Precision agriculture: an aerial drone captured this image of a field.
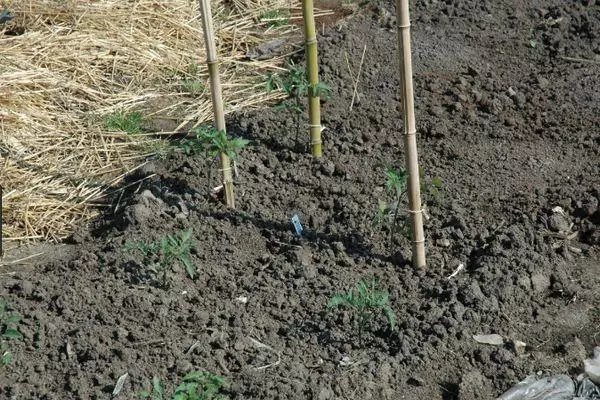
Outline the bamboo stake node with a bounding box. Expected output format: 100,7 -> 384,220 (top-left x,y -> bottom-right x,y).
396,0 -> 426,267
199,0 -> 235,208
302,0 -> 323,158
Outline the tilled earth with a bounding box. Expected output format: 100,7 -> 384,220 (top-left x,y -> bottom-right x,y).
1,0 -> 599,399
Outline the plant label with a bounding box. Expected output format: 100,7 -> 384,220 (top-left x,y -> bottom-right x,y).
291,215 -> 303,235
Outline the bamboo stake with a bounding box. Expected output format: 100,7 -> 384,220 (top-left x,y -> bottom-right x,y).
302,0 -> 323,158
198,0 -> 235,208
396,0 -> 426,267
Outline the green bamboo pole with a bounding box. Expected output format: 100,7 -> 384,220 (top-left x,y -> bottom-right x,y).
198,0 -> 235,208
302,0 -> 323,158
396,0 -> 426,267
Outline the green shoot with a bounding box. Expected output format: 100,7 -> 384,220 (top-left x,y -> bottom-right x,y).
419,167 -> 444,203
124,229 -> 196,288
373,166 -> 407,244
374,166 -> 443,243
179,126 -> 249,196
139,371 -> 227,400
1,300 -> 23,368
106,110 -> 144,134
182,79 -> 206,95
260,9 -> 290,28
328,277 -> 396,345
139,377 -> 165,400
173,371 -> 227,400
184,126 -> 249,161
265,61 -> 331,146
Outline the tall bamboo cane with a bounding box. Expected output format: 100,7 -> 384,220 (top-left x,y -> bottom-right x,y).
198,0 -> 235,208
396,0 -> 426,267
302,0 -> 323,158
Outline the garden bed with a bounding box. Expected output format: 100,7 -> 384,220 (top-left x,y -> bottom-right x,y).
1,0 -> 599,398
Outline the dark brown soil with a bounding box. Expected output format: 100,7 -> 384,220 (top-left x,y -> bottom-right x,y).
2,0 -> 600,399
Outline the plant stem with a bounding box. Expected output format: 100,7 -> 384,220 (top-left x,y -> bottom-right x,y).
302,0 -> 323,158
389,189 -> 407,245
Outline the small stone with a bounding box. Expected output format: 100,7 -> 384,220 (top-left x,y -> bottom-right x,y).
115,327 -> 129,341
291,248 -> 312,266
548,213 -> 570,232
487,98 -> 503,115
432,324 -> 447,337
301,264 -> 317,280
536,76 -> 550,89
436,238 -> 451,247
491,348 -> 514,364
15,280 -> 34,297
461,281 -> 486,305
530,273 -> 551,293
511,339 -> 527,356
319,160 -> 336,176
332,241 -> 345,254
430,106 -> 444,117
473,333 -> 504,346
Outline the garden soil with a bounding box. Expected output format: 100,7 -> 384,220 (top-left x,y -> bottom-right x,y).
1,0 -> 600,398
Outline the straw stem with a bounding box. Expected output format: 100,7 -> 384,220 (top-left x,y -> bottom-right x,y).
396,0 -> 426,267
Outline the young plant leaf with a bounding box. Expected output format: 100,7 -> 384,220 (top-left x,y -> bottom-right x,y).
2,329 -> 23,340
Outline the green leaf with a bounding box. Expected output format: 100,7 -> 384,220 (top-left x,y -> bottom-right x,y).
182,257 -> 196,280
327,295 -> 346,309
383,306 -> 396,331
2,351 -> 13,365
3,329 -> 23,340
431,176 -> 444,188
151,377 -> 164,400
6,314 -> 21,324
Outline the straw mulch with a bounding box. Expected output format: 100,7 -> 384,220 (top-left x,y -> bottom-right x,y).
0,0 -> 308,249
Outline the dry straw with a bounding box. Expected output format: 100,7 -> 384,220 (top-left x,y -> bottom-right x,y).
0,0 -> 301,248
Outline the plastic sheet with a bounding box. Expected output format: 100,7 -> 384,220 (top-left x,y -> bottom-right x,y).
497,374 -> 575,400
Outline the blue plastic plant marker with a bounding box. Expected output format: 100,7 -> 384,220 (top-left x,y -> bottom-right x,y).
291,215 -> 303,236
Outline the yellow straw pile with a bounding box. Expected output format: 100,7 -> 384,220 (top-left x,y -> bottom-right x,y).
0,0 -> 302,245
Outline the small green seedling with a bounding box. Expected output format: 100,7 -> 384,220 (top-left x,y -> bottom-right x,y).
419,167 -> 444,204
1,300 -> 23,367
124,229 -> 196,288
328,277 -> 396,345
373,165 -> 443,243
266,61 -> 331,146
106,110 -> 144,134
139,376 -> 165,400
179,126 -> 249,195
139,371 -> 227,400
260,9 -> 290,28
182,79 -> 206,95
373,166 -> 408,244
184,126 -> 249,161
